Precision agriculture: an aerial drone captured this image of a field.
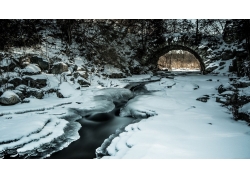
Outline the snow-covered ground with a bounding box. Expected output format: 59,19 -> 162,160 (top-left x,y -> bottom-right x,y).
99,73 -> 250,159
0,74 -> 134,158
1,72 -> 250,159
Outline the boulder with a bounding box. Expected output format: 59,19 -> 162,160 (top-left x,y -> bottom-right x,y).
217,83 -> 235,94
22,75 -> 47,88
12,90 -> 24,100
0,91 -> 20,105
51,62 -> 68,74
21,64 -> 41,75
77,77 -> 90,86
26,88 -> 44,99
19,56 -> 30,67
73,71 -> 88,79
15,85 -> 28,93
206,66 -> 218,73
30,56 -> 49,70
8,77 -> 23,87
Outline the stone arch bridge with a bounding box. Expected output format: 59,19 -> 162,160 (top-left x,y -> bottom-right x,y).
144,33 -> 217,72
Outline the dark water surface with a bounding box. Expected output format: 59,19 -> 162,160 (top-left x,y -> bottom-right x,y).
47,101 -> 134,159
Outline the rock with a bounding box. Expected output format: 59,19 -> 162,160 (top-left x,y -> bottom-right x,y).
216,97 -> 228,104
68,64 -> 78,73
206,66 -> 218,73
8,77 -> 22,87
26,88 -> 44,99
56,91 -> 64,98
218,84 -> 235,94
21,64 -> 41,75
12,90 -> 24,100
30,56 -> 49,70
77,77 -> 90,86
51,62 -> 68,74
19,56 -> 30,67
15,84 -> 28,93
196,95 -> 210,102
0,91 -> 20,105
50,57 -> 62,63
22,75 -> 47,88
73,71 -> 88,79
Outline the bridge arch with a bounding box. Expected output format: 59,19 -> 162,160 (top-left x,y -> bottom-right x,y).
151,45 -> 206,72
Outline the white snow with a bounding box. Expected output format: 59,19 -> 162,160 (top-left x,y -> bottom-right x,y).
104,64 -> 123,75
0,114 -> 51,144
21,64 -> 41,74
0,90 -> 19,99
94,88 -> 133,101
1,70 -> 250,159
101,74 -> 250,159
58,82 -> 75,98
240,102 -> 250,115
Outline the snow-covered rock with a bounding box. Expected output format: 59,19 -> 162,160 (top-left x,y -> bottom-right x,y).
57,82 -> 75,98
22,75 -> 47,88
217,83 -> 235,94
8,77 -> 22,87
77,76 -> 90,86
21,64 -> 41,75
30,56 -> 49,70
51,62 -> 68,74
0,91 -> 20,105
73,71 -> 88,79
26,88 -> 44,99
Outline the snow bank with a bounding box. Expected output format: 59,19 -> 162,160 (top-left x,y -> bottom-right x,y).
123,74 -> 152,82
0,114 -> 51,144
94,88 -> 133,102
58,82 -> 75,98
239,103 -> 250,115
101,74 -> 250,159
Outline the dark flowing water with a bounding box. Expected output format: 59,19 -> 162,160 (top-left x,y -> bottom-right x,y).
47,101 -> 134,159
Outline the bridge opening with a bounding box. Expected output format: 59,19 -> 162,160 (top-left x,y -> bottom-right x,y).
157,50 -> 201,71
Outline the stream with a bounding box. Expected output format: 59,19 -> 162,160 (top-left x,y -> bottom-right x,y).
47,100 -> 135,159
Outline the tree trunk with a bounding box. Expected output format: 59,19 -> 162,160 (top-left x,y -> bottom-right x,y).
195,19 -> 199,45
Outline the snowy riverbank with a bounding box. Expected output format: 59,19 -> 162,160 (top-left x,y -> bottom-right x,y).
99,72 -> 250,158
1,72 -> 250,158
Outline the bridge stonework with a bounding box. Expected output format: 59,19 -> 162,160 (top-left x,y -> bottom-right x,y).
141,33 -> 248,73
